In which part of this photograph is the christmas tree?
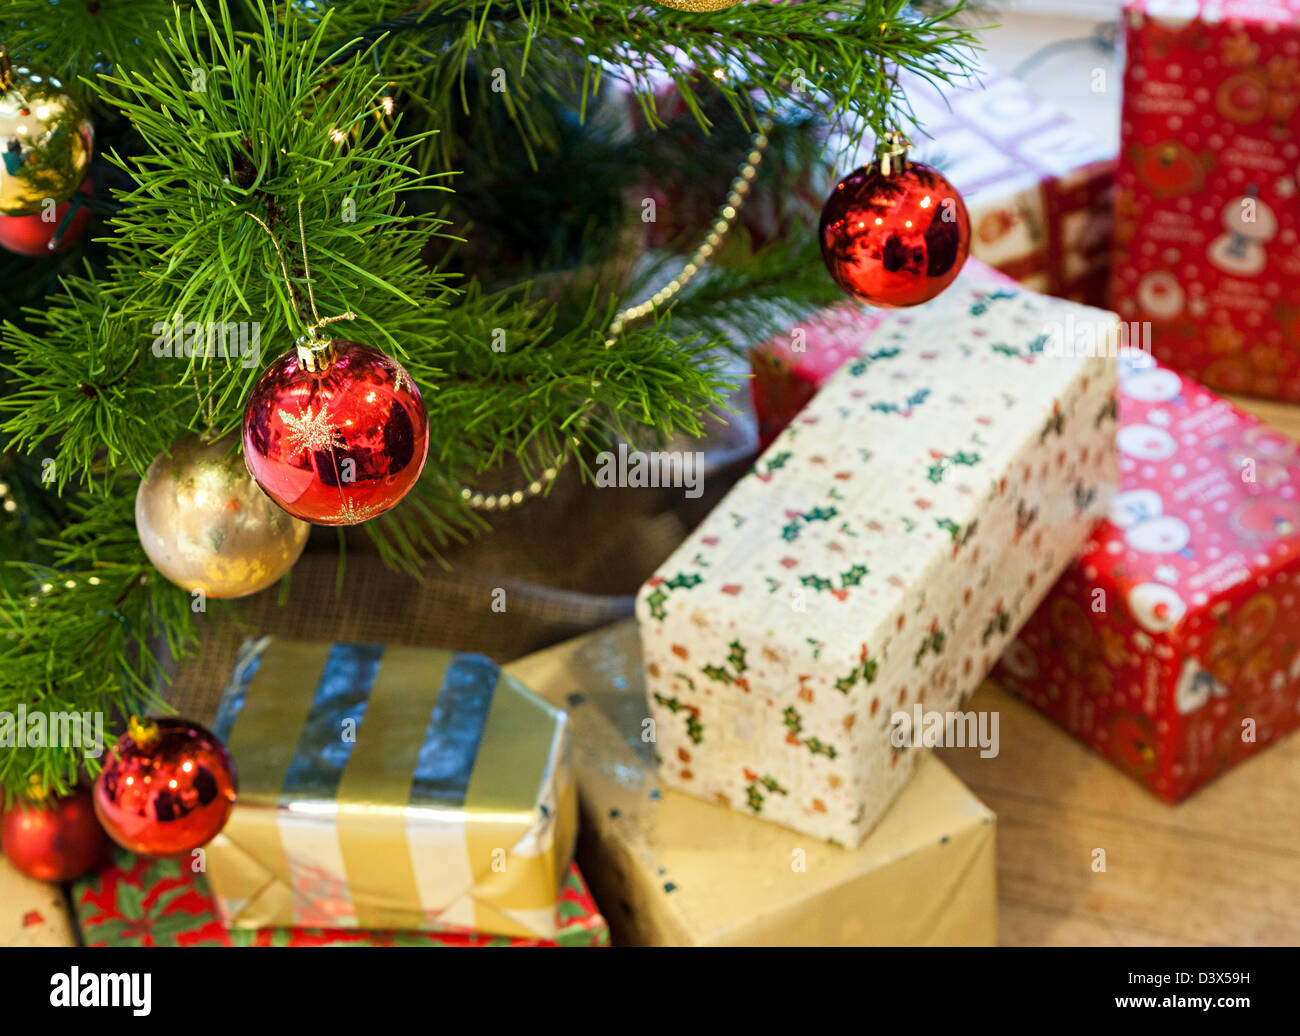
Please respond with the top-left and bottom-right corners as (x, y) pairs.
(0, 0), (979, 803)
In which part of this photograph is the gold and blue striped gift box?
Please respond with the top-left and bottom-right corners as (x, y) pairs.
(205, 637), (577, 940)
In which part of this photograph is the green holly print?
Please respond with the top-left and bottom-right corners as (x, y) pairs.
(654, 693), (704, 745)
(700, 640), (747, 686)
(992, 333), (1048, 359)
(936, 517), (978, 549)
(913, 624), (947, 667)
(799, 563), (868, 594)
(969, 289), (1017, 316)
(643, 571), (704, 621)
(1039, 406), (1066, 442)
(1015, 499), (1038, 542)
(847, 346), (901, 377)
(781, 504), (838, 543)
(745, 773), (789, 814)
(1073, 479), (1097, 514)
(982, 605), (1011, 646)
(79, 853), (224, 948)
(755, 451), (793, 477)
(1095, 395), (1119, 427)
(926, 449), (981, 484)
(783, 706), (839, 759)
(833, 650), (879, 695)
(869, 387), (931, 416)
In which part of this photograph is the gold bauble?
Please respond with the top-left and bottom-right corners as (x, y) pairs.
(0, 53), (93, 216)
(135, 434), (310, 599)
(653, 0), (739, 10)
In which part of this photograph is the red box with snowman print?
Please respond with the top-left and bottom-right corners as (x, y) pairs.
(995, 350), (1300, 802)
(1111, 0), (1300, 401)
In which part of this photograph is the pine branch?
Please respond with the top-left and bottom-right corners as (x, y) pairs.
(0, 0), (197, 101)
(0, 0), (984, 798)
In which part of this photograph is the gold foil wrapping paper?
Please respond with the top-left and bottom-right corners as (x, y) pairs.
(505, 621), (998, 946)
(206, 637), (576, 939)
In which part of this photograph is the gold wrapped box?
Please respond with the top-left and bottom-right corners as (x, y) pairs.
(506, 622), (996, 946)
(206, 637), (576, 939)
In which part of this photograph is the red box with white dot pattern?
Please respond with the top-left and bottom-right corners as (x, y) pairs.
(995, 350), (1300, 801)
(1111, 0), (1300, 401)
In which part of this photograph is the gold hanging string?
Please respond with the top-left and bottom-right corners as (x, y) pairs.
(241, 198), (356, 372)
(192, 367), (217, 438)
(458, 118), (773, 513)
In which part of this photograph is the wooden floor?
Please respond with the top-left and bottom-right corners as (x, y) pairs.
(935, 392), (1300, 947)
(937, 678), (1300, 946)
(935, 13), (1300, 950)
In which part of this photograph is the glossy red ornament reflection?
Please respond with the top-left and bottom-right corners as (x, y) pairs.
(93, 718), (237, 856)
(242, 340), (429, 525)
(819, 145), (970, 308)
(0, 178), (94, 257)
(1, 786), (108, 882)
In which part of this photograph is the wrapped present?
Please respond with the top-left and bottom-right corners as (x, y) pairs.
(71, 845), (608, 947)
(750, 258), (1018, 449)
(206, 638), (577, 939)
(896, 67), (1115, 307)
(505, 621), (996, 946)
(995, 350), (1300, 801)
(1110, 0), (1300, 401)
(0, 854), (77, 947)
(637, 278), (1120, 846)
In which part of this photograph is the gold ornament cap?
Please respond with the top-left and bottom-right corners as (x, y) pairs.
(295, 333), (337, 373)
(875, 132), (911, 178)
(128, 715), (161, 748)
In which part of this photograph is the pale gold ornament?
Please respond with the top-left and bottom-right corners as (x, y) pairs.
(653, 0), (739, 10)
(135, 434), (309, 599)
(0, 49), (93, 216)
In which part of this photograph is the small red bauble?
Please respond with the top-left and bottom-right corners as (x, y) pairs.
(819, 144), (970, 308)
(93, 718), (237, 856)
(0, 178), (94, 257)
(1, 786), (108, 882)
(242, 339), (429, 525)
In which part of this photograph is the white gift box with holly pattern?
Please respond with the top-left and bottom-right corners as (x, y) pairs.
(636, 280), (1121, 846)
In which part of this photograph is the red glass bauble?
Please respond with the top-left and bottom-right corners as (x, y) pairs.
(819, 159), (970, 307)
(0, 178), (94, 257)
(1, 786), (108, 882)
(242, 340), (429, 525)
(93, 718), (237, 856)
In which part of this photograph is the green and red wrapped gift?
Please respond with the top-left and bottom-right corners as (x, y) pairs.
(72, 846), (608, 947)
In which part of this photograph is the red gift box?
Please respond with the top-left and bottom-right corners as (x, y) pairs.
(71, 846), (610, 947)
(1111, 0), (1300, 401)
(994, 350), (1300, 802)
(749, 258), (1017, 448)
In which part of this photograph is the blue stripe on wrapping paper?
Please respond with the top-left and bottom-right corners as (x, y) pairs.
(280, 643), (385, 802)
(213, 637), (270, 743)
(408, 652), (500, 806)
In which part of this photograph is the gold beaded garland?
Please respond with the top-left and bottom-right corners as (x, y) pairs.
(459, 120), (772, 512)
(654, 0), (740, 10)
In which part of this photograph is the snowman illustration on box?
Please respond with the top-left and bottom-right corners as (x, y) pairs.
(1207, 187), (1277, 277)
